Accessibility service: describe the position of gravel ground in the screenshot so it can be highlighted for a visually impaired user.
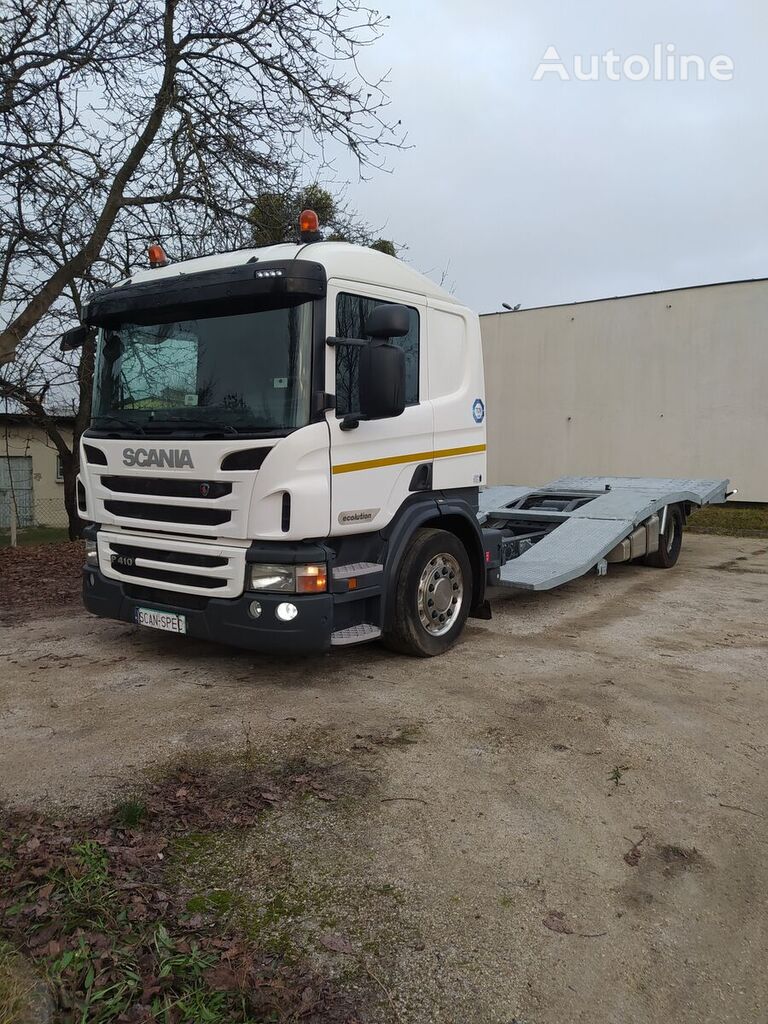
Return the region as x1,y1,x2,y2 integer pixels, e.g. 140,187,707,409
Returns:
1,532,767,1023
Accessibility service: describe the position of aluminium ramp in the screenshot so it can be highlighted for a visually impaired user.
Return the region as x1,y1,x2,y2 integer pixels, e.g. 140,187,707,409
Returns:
482,476,728,592
549,476,729,509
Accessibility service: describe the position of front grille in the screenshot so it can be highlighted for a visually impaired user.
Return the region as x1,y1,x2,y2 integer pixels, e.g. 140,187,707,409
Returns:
111,543,227,568
124,584,210,611
108,544,228,593
104,500,231,526
102,477,232,499
99,530,245,599
116,561,226,589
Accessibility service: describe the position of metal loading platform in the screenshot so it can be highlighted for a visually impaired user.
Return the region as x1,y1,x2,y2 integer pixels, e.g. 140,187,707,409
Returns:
479,476,729,591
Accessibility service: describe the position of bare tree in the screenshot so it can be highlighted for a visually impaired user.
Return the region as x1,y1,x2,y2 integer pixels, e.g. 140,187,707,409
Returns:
0,0,401,536
250,183,397,253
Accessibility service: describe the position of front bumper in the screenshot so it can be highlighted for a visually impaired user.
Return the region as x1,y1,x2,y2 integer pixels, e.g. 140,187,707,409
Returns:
82,568,334,654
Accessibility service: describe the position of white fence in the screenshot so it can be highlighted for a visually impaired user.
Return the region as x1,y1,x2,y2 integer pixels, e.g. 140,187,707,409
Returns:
0,491,71,542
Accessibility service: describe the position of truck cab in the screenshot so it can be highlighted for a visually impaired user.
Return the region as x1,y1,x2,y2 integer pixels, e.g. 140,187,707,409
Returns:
77,230,490,655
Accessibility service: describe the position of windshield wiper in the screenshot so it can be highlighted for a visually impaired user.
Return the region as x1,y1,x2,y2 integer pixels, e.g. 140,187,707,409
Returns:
95,416,146,434
146,416,240,435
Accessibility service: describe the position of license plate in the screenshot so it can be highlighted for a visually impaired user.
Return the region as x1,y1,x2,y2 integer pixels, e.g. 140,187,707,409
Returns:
135,607,187,634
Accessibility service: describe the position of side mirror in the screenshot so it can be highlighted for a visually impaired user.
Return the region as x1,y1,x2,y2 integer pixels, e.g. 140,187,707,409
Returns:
60,325,88,352
364,304,410,339
359,342,405,420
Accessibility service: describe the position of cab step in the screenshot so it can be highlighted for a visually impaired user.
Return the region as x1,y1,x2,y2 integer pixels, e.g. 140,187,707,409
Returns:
330,623,382,646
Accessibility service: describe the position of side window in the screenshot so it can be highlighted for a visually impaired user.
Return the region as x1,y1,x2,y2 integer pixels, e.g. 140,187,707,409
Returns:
335,292,420,416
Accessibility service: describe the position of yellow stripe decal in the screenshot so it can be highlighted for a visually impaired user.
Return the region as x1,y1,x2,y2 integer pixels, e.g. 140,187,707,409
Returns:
332,443,486,475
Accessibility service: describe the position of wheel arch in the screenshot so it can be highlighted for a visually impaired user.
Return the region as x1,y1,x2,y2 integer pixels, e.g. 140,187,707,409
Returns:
423,510,486,613
381,497,486,630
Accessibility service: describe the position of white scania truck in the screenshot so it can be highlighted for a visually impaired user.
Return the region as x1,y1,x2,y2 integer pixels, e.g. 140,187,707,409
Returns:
63,213,728,656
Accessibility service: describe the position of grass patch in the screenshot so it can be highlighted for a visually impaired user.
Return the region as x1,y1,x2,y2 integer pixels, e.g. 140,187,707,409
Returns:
688,504,768,538
168,816,371,964
163,765,414,991
113,797,148,829
0,526,69,547
0,764,362,1023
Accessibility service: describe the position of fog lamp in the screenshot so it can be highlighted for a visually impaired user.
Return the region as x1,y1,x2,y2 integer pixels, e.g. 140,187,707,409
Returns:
248,600,262,619
276,602,298,622
85,540,98,567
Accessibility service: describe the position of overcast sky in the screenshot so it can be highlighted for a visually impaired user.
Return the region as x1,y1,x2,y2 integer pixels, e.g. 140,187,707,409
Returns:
334,0,767,312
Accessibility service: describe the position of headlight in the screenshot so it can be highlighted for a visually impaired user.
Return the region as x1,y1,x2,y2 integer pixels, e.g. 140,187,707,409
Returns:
248,564,295,593
248,563,327,593
85,540,98,567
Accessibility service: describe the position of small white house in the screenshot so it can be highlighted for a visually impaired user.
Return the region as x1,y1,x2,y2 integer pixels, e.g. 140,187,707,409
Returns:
0,413,73,530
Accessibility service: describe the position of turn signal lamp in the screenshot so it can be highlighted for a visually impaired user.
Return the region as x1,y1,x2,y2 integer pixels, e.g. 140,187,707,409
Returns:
296,564,328,594
148,243,169,268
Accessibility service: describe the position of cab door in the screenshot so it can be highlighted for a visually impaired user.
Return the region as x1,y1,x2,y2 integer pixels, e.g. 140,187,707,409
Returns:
325,282,433,536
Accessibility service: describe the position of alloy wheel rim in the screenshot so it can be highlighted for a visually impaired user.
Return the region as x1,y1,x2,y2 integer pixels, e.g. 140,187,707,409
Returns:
417,552,463,636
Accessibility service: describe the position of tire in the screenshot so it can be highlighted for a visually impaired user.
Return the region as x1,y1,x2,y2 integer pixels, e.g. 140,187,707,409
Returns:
382,528,473,657
644,504,684,568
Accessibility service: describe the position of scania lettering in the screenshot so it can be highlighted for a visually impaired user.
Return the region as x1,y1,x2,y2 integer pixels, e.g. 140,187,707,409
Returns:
68,216,730,656
122,448,195,469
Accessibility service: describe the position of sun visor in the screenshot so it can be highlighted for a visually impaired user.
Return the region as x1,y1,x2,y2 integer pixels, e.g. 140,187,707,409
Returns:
83,260,326,326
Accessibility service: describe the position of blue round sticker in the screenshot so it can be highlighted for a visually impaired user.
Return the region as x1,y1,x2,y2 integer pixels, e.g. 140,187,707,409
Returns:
472,398,485,424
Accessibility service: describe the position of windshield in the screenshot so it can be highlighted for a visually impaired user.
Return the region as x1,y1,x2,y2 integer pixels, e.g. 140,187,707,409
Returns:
92,300,313,434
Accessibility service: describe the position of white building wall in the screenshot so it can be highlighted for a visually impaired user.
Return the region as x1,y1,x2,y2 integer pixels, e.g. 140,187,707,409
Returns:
1,420,73,526
480,280,768,502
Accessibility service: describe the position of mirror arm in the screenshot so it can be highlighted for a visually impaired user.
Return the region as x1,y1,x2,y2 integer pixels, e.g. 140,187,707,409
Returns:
312,391,336,415
340,412,374,430
326,336,369,348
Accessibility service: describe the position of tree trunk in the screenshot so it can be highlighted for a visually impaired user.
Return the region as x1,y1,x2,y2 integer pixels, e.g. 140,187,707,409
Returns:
66,331,96,539
0,1,179,363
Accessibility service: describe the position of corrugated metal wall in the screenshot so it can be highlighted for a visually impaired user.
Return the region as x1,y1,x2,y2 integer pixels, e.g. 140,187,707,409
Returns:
480,280,768,502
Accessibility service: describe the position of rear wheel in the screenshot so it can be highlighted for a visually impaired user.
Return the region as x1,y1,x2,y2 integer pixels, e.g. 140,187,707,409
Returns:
382,528,472,657
644,504,684,568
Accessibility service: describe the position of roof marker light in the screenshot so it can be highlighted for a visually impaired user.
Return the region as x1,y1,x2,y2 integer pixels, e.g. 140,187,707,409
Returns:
299,209,322,243
148,243,169,268
299,209,319,233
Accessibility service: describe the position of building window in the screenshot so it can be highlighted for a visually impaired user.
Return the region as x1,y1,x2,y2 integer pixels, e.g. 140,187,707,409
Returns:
334,292,420,416
56,455,64,482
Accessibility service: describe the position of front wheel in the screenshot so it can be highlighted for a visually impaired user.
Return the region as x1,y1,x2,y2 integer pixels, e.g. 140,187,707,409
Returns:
644,504,684,568
382,528,473,657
